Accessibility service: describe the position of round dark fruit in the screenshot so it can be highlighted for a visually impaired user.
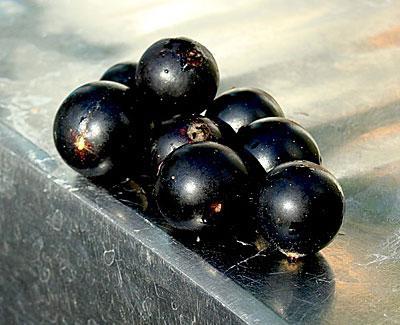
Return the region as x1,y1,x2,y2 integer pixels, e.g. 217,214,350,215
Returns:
135,37,219,119
254,161,345,257
206,87,284,132
150,115,234,176
53,81,143,178
237,117,321,174
100,62,137,89
155,142,249,231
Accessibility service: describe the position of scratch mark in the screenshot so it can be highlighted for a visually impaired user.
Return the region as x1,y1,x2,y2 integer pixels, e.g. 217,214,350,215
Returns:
46,209,63,231
153,283,166,301
236,240,253,246
171,301,178,310
225,250,266,273
146,251,152,264
103,249,115,266
362,228,400,265
38,267,51,283
116,260,123,287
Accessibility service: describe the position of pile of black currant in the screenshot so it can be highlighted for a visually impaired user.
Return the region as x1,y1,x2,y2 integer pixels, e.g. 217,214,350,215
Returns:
53,37,344,260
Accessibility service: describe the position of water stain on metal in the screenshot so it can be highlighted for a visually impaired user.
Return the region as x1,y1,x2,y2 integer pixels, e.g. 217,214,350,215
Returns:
368,25,400,48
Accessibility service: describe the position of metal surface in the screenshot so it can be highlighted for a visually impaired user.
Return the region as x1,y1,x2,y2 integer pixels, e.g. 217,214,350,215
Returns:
1,0,400,324
0,124,284,324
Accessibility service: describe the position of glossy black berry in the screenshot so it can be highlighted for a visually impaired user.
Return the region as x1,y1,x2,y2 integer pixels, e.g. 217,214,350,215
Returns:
254,161,345,257
206,88,284,132
100,62,137,89
135,37,219,120
155,142,249,231
53,81,143,178
150,115,234,176
237,117,321,174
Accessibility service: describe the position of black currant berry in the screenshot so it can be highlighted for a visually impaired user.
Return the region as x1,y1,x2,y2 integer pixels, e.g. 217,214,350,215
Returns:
206,87,284,132
150,115,234,176
100,62,137,89
155,142,249,231
53,81,143,178
135,37,219,119
254,161,345,257
237,117,321,174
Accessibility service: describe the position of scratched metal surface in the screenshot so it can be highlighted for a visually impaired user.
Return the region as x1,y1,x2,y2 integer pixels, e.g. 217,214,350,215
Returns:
0,124,286,324
0,0,400,324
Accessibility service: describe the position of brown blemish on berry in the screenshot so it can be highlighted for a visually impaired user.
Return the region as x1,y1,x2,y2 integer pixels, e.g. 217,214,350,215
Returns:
71,117,95,160
178,47,204,71
71,130,94,161
75,135,86,151
186,49,203,67
210,202,222,214
72,131,94,157
187,122,211,143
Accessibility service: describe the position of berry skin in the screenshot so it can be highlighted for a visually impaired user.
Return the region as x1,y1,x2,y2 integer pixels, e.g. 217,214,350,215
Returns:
254,161,345,257
150,115,234,176
206,87,284,133
135,37,219,120
53,81,143,178
155,142,249,231
100,62,137,89
237,117,321,174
